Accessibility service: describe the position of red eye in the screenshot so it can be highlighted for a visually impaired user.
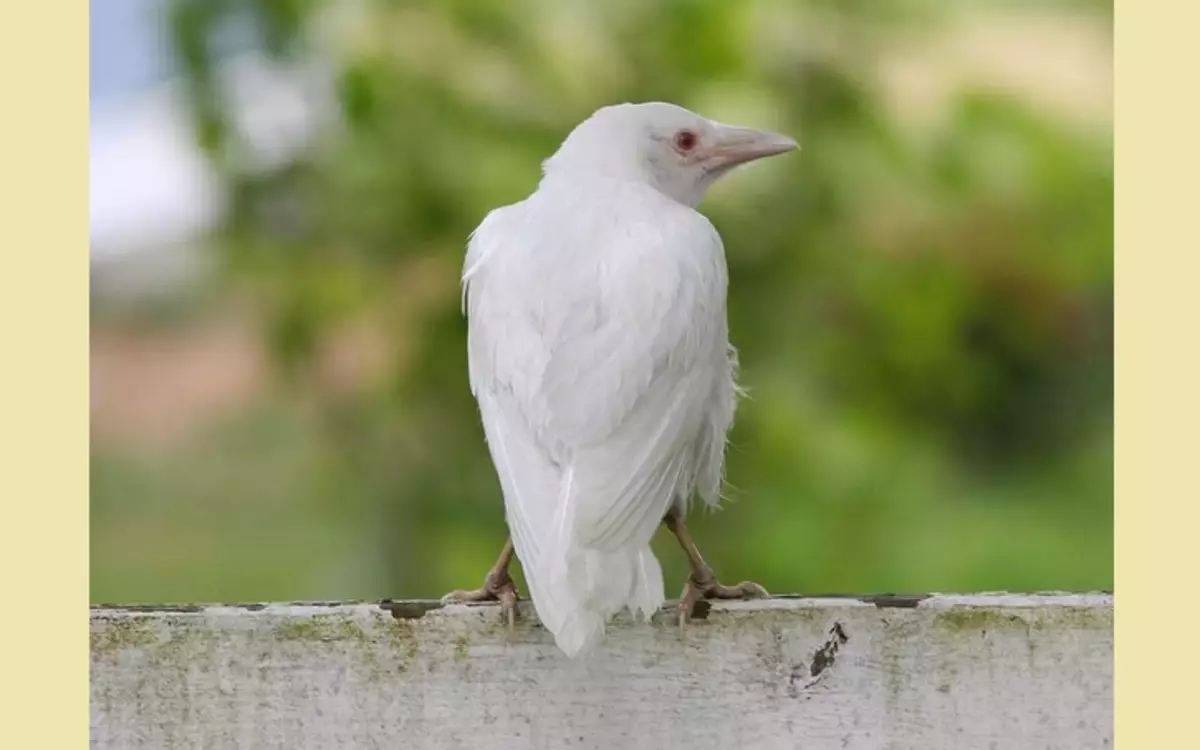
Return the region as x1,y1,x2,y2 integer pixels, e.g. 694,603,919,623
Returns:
674,130,698,151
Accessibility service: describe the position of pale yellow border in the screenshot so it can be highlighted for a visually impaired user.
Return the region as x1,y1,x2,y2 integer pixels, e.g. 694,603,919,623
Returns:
1114,0,1193,747
0,1,1141,746
0,1,89,747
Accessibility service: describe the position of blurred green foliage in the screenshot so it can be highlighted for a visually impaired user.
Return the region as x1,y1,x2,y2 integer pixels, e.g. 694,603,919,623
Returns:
91,0,1112,603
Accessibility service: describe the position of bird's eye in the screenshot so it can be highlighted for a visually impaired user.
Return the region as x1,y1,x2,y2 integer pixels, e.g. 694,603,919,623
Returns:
673,130,698,152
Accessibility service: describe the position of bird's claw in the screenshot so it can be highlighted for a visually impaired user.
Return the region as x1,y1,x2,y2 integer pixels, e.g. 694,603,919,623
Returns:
441,573,520,633
677,574,768,634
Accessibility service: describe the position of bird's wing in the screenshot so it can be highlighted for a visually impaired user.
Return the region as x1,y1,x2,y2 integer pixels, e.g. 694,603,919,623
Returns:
537,228,726,556
464,198,730,569
463,204,561,572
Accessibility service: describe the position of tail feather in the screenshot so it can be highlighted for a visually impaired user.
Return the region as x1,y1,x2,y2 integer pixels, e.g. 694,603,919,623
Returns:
476,395,669,658
532,544,664,658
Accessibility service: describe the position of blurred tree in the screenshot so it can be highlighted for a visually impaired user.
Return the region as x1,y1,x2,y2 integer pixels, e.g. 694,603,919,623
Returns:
142,0,1111,599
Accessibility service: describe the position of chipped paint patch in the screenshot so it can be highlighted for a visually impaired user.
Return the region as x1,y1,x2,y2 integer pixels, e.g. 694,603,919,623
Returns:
789,622,850,695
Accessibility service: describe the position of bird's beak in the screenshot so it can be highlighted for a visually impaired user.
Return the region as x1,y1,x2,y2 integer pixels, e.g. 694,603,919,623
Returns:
706,124,798,169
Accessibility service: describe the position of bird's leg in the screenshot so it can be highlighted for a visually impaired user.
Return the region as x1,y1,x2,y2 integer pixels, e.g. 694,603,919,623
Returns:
664,507,768,631
440,538,520,631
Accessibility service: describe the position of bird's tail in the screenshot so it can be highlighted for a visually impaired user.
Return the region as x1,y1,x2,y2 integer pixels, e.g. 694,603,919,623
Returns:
476,397,668,657
527,543,664,658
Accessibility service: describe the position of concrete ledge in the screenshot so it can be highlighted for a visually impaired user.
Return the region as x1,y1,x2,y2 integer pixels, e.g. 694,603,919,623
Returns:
90,593,1113,749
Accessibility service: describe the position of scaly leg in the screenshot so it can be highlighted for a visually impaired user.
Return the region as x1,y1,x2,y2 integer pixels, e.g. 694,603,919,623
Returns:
664,507,767,631
440,538,520,631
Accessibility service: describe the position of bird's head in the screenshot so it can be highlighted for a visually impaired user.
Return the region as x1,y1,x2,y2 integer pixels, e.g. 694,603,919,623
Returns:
542,102,798,207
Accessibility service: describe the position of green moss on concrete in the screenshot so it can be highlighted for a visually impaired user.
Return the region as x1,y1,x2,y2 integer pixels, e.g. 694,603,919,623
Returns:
274,615,368,644
1032,605,1114,632
91,618,159,656
878,615,912,715
386,620,419,656
934,607,1029,635
453,635,470,661
477,615,511,639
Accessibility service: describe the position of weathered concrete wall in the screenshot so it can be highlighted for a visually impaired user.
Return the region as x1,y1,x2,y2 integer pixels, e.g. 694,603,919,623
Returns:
90,593,1112,749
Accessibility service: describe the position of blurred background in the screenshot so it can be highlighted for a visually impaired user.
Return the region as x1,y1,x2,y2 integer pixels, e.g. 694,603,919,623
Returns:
90,0,1112,604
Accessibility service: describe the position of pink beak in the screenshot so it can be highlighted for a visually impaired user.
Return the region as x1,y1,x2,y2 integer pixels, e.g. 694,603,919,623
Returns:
706,124,799,168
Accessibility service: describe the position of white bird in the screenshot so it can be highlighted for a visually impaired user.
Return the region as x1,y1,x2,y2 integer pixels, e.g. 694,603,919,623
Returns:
442,102,798,657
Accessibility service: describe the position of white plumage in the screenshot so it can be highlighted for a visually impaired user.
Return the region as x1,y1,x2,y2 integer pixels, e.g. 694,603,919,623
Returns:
460,102,796,657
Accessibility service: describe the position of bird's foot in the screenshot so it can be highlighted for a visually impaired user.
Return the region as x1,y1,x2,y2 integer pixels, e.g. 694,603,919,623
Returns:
441,569,520,632
677,567,768,633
